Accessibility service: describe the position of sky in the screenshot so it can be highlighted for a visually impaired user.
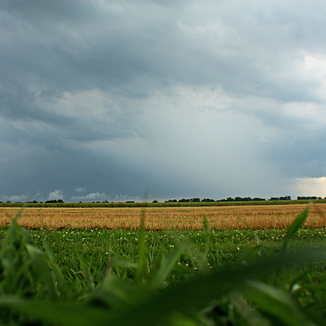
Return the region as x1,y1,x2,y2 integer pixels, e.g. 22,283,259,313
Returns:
1,0,326,203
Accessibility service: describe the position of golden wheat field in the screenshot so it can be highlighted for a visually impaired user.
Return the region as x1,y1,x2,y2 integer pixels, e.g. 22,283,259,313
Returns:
0,204,326,230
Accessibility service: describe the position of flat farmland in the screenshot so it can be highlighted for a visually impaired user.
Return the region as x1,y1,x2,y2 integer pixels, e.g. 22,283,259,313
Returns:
0,203,325,230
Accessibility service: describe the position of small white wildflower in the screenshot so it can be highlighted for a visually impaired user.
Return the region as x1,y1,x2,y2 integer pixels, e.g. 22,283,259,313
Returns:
291,283,301,293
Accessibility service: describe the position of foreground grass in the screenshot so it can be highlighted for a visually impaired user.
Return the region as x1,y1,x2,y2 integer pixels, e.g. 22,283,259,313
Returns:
1,208,326,325
0,226,324,274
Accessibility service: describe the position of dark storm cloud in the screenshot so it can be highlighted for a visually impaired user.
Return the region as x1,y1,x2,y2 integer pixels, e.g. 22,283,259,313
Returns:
1,0,326,201
3,0,326,104
0,142,188,202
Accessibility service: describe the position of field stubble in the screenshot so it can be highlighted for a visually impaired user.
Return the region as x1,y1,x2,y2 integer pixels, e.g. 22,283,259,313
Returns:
0,203,325,230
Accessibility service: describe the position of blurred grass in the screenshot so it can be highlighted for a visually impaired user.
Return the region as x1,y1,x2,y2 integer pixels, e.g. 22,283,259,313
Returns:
0,205,326,325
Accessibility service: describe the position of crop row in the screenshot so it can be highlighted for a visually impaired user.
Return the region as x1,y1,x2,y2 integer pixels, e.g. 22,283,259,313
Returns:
1,203,325,230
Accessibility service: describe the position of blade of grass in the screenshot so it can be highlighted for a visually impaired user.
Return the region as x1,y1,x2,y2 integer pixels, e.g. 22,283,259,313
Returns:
0,297,114,326
134,204,147,283
243,281,316,326
282,207,310,253
44,243,71,299
197,216,211,274
26,244,58,301
234,244,264,268
77,255,94,290
149,243,188,289
203,215,210,234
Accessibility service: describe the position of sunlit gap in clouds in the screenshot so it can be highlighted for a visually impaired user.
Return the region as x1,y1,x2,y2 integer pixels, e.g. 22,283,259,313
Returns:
290,177,326,198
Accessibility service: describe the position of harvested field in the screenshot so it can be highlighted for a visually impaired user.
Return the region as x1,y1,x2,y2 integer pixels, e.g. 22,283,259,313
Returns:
0,204,325,230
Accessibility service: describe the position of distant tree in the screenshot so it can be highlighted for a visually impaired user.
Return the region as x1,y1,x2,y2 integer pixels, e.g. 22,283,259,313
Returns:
125,201,135,203
270,196,291,201
152,200,158,203
165,199,177,203
191,198,200,202
45,199,64,204
297,196,317,200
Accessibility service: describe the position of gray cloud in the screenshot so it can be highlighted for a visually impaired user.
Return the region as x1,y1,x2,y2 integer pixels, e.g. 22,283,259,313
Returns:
71,191,108,202
48,189,64,201
1,0,326,201
75,187,86,193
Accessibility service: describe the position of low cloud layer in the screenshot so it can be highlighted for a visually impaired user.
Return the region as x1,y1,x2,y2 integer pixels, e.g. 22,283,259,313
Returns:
48,189,64,201
1,0,326,202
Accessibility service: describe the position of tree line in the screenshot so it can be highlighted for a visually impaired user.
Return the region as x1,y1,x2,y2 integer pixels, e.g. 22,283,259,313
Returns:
1,195,325,204
164,195,325,203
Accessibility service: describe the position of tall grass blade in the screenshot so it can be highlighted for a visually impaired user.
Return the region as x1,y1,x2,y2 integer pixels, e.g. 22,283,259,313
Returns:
135,209,147,283
234,244,264,267
149,243,187,289
26,244,58,301
282,207,309,253
44,243,71,299
243,281,316,326
203,215,210,234
0,297,113,326
77,255,95,290
197,215,211,274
